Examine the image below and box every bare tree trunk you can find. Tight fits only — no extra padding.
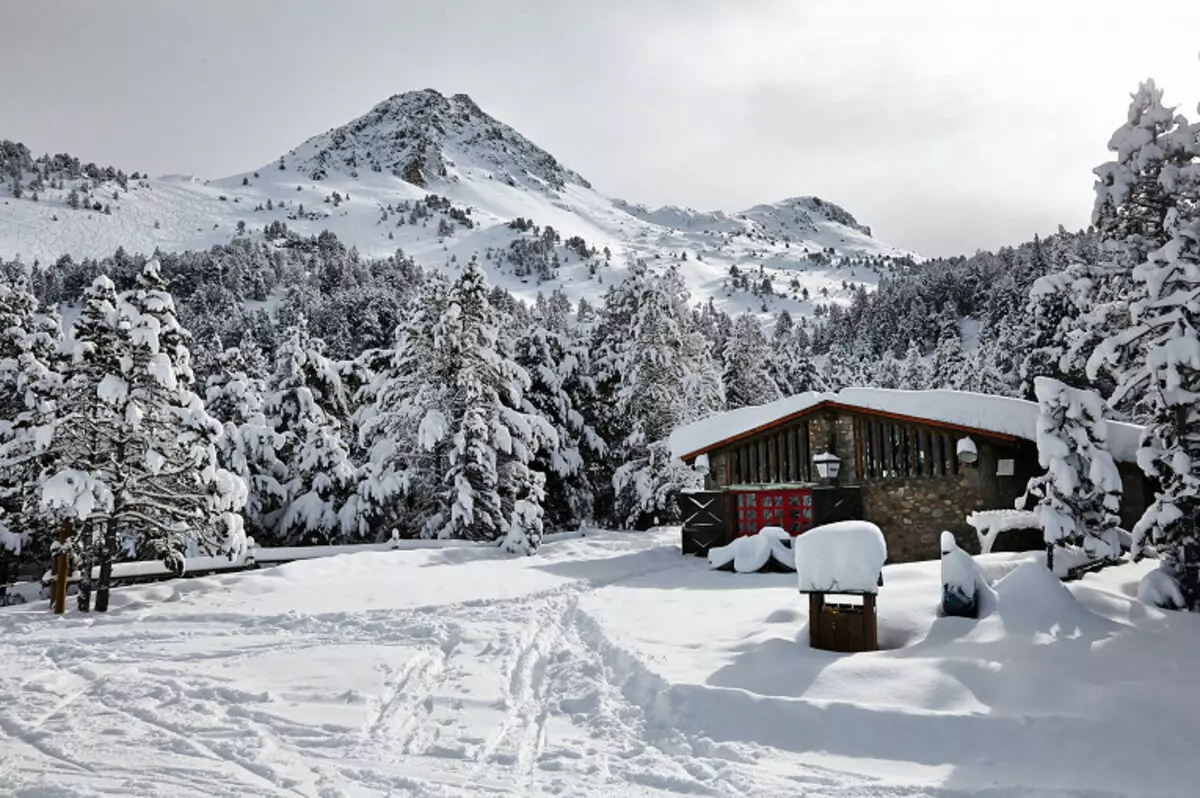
[52,518,72,615]
[76,524,93,613]
[0,546,11,606]
[94,520,117,612]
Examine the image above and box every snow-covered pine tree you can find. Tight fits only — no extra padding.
[0,268,38,422]
[871,352,902,389]
[265,321,361,545]
[1019,265,1092,399]
[899,340,929,390]
[431,259,553,553]
[51,274,126,609]
[515,300,602,531]
[356,275,449,539]
[585,267,645,524]
[766,309,821,396]
[1082,80,1195,410]
[610,266,716,528]
[821,342,854,392]
[1022,377,1124,574]
[102,262,247,602]
[279,419,363,545]
[205,345,287,543]
[788,324,822,393]
[0,275,63,596]
[768,310,797,396]
[359,259,552,553]
[1083,82,1200,607]
[932,316,966,389]
[1089,120,1200,605]
[958,346,1008,395]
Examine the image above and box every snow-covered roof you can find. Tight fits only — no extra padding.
[668,392,828,461]
[668,388,1143,464]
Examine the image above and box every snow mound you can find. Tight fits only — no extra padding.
[992,561,1117,636]
[707,527,795,572]
[1137,564,1187,610]
[795,521,887,594]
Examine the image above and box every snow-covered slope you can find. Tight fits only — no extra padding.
[0,89,913,316]
[2,530,1196,796]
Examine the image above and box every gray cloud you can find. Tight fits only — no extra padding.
[2,0,1198,256]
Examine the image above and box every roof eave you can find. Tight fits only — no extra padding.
[678,400,1022,463]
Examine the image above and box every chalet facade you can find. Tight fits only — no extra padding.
[670,389,1149,563]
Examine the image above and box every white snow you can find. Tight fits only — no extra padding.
[707,526,794,572]
[966,509,1040,553]
[1137,563,1188,610]
[795,520,887,594]
[39,469,112,521]
[669,387,1145,464]
[0,526,23,556]
[2,528,1199,796]
[96,372,128,405]
[840,388,1144,462]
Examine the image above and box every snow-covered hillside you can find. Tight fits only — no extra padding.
[0,89,912,315]
[2,529,1197,797]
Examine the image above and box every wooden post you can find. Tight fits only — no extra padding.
[864,594,878,651]
[52,517,72,615]
[808,593,822,648]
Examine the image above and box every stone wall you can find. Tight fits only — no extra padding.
[858,471,987,561]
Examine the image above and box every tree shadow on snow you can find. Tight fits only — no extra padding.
[530,548,800,591]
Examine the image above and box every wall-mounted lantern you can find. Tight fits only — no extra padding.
[956,436,978,465]
[813,451,841,484]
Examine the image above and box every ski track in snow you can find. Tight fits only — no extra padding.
[2,535,1154,798]
[0,568,893,798]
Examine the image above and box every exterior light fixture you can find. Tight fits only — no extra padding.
[956,436,978,465]
[813,451,841,482]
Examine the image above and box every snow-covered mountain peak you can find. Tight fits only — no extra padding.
[0,92,916,319]
[740,196,873,238]
[273,88,590,192]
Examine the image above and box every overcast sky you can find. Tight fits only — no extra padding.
[3,1,1199,256]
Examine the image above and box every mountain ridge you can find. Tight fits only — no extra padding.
[0,88,915,318]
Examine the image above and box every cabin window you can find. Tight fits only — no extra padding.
[858,417,958,479]
[726,421,812,485]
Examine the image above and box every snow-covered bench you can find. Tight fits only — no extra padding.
[966,509,1040,554]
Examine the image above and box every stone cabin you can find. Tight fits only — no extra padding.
[669,388,1149,563]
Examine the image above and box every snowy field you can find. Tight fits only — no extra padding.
[2,529,1197,797]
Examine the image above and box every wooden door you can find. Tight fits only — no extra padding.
[678,492,732,555]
